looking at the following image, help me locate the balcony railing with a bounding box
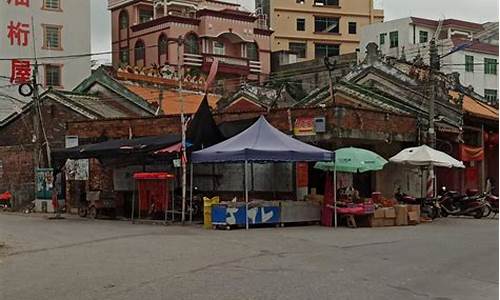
[183,53,263,75]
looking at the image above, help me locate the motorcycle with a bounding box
[438,186,487,219]
[395,188,440,219]
[173,186,203,220]
[482,194,498,218]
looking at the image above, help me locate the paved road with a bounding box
[0,214,497,300]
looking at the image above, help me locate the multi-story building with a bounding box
[359,17,499,104]
[258,0,383,62]
[0,0,91,121]
[108,0,272,91]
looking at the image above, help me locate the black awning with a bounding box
[52,134,181,166]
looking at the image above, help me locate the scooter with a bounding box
[482,194,498,218]
[438,186,487,219]
[395,188,440,219]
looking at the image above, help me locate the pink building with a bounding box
[108,0,272,91]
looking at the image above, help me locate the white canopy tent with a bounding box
[389,145,465,197]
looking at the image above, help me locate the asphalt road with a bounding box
[0,214,497,300]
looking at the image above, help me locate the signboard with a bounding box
[36,168,53,199]
[211,205,280,225]
[294,117,315,136]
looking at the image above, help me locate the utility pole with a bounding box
[426,38,440,198]
[177,36,187,224]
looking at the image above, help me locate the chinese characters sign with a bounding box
[5,0,32,83]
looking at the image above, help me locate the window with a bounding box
[389,31,398,48]
[297,18,305,31]
[43,0,60,10]
[138,9,153,24]
[484,58,497,75]
[247,42,259,61]
[119,10,129,30]
[289,42,307,58]
[134,40,145,65]
[184,34,199,54]
[419,31,428,43]
[379,33,386,45]
[43,25,62,50]
[213,41,225,55]
[45,65,62,87]
[158,34,168,64]
[315,17,340,34]
[315,44,339,58]
[119,47,129,65]
[348,22,357,34]
[484,89,498,103]
[465,55,474,72]
[314,0,339,6]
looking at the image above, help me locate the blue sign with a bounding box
[212,205,280,226]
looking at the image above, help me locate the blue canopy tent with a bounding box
[191,116,333,229]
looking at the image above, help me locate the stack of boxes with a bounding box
[371,205,421,227]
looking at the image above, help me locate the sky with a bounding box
[91,0,499,54]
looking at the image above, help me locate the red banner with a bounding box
[459,144,484,161]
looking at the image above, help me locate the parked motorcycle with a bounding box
[438,187,487,219]
[395,188,440,219]
[482,194,498,218]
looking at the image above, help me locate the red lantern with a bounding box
[484,132,490,144]
[489,133,499,146]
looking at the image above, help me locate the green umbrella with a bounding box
[314,147,388,173]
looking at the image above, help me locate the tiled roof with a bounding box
[451,38,498,56]
[123,84,220,115]
[55,91,128,119]
[450,91,498,120]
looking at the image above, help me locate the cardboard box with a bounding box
[374,208,385,219]
[394,205,409,226]
[384,207,396,218]
[408,211,420,225]
[383,218,395,226]
[371,218,385,227]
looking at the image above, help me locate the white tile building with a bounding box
[0,0,91,121]
[359,17,499,104]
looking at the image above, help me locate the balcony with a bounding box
[183,53,262,76]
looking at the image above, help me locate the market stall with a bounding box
[389,144,465,197]
[191,116,333,229]
[314,147,388,228]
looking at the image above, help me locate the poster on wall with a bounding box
[65,160,89,180]
[294,117,315,136]
[64,135,89,180]
[36,168,53,200]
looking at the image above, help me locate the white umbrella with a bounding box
[389,145,465,168]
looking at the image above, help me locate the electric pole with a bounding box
[426,38,440,198]
[177,36,187,224]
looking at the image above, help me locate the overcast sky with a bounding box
[91,0,499,54]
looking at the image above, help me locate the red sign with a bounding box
[10,59,31,84]
[7,21,30,46]
[6,0,30,7]
[294,117,315,136]
[296,162,308,188]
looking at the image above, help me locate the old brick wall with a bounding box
[67,115,182,141]
[0,99,90,207]
[0,146,35,207]
[66,105,416,142]
[0,98,89,148]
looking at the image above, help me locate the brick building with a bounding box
[0,89,154,207]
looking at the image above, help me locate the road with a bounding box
[0,213,497,300]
